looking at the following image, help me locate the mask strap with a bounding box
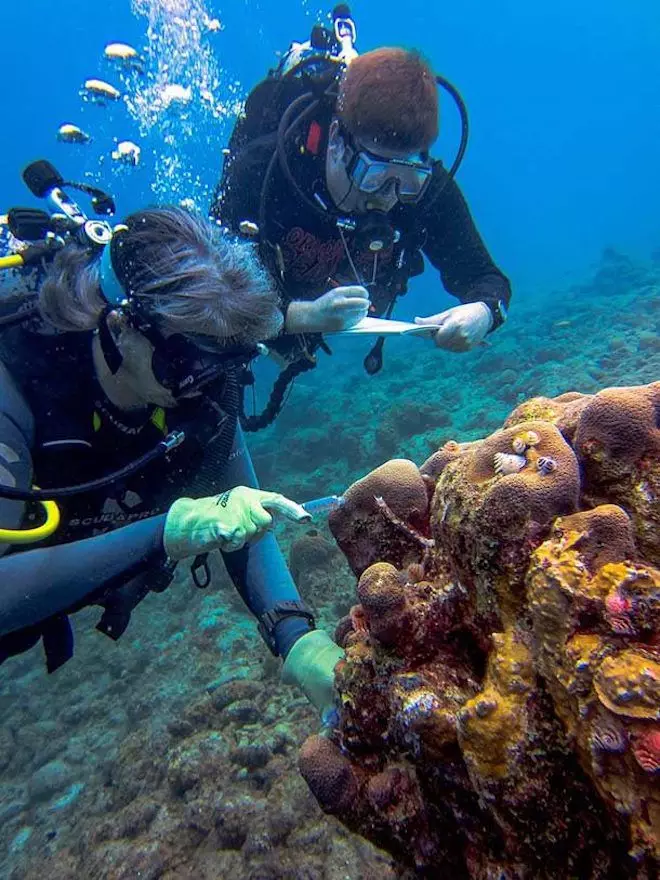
[97,306,124,375]
[98,225,129,306]
[96,224,136,374]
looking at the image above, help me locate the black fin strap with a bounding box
[42,615,74,673]
[96,574,150,641]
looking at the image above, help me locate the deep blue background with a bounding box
[1,0,659,307]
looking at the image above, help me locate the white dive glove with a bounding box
[414,301,493,352]
[163,486,311,559]
[281,630,344,729]
[285,285,370,334]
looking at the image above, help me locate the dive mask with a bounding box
[344,137,433,203]
[151,333,255,398]
[98,229,257,398]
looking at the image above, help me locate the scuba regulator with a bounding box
[0,159,117,313]
[6,160,116,253]
[0,163,118,339]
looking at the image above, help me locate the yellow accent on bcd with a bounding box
[0,497,61,544]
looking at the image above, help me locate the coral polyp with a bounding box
[537,455,558,475]
[631,727,660,774]
[493,451,527,476]
[512,429,541,453]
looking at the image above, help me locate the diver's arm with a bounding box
[218,426,313,658]
[0,516,167,637]
[420,169,511,331]
[219,431,344,727]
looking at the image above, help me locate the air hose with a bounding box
[240,358,317,432]
[0,254,24,271]
[0,431,185,502]
[0,496,60,544]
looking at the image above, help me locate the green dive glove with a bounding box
[163,486,311,560]
[281,630,345,728]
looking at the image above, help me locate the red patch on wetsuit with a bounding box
[306,121,322,155]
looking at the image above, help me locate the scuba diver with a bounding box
[212,5,511,391]
[0,160,343,727]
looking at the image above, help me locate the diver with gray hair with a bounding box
[0,165,343,726]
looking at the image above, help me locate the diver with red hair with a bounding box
[213,8,511,382]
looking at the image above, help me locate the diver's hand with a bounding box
[415,301,492,352]
[281,630,344,731]
[285,286,370,334]
[163,487,311,559]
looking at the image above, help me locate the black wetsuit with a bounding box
[212,75,511,346]
[0,313,312,672]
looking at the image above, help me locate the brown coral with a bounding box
[300,382,660,879]
[356,563,410,647]
[298,735,360,816]
[428,419,581,627]
[329,458,431,577]
[504,390,590,443]
[574,383,660,563]
[575,384,660,472]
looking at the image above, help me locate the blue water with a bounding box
[2,0,659,298]
[1,2,660,877]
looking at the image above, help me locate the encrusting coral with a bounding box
[299,382,660,878]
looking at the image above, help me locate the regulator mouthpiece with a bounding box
[22,160,64,198]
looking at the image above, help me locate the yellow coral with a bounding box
[458,629,534,780]
[561,633,607,707]
[319,388,660,873]
[593,651,660,720]
[526,509,660,864]
[506,399,562,425]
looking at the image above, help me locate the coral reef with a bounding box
[297,382,660,878]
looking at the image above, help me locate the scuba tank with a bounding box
[275,4,358,79]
